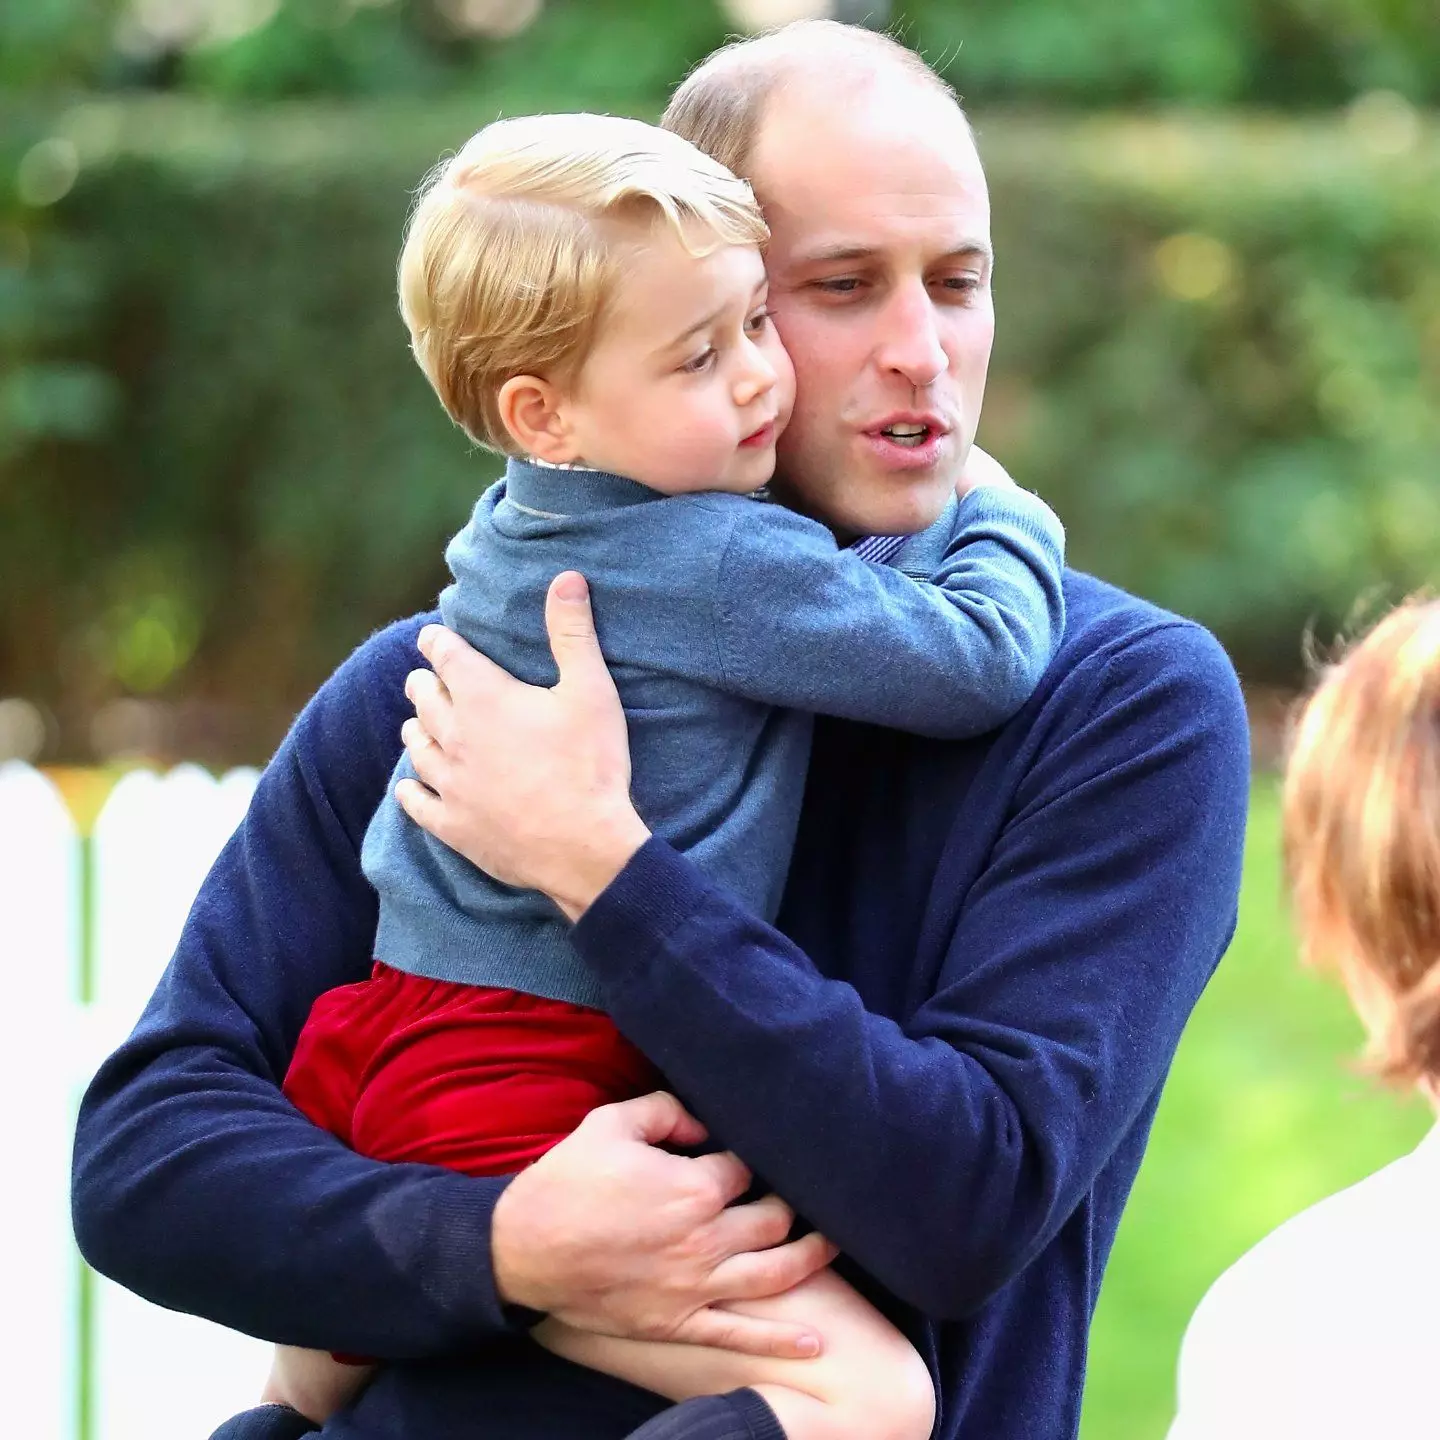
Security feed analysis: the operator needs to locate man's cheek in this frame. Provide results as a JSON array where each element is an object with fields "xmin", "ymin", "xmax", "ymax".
[{"xmin": 767, "ymin": 307, "xmax": 828, "ymax": 371}]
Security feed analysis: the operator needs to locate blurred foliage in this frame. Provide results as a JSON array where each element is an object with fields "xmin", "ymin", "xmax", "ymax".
[
  {"xmin": 3, "ymin": 0, "xmax": 1438, "ymax": 757},
  {"xmin": 1, "ymin": 0, "xmax": 124, "ymax": 747},
  {"xmin": 906, "ymin": 0, "xmax": 1440, "ymax": 107},
  {"xmin": 3, "ymin": 100, "xmax": 1436, "ymax": 760},
  {"xmin": 3, "ymin": 0, "xmax": 1437, "ymax": 107},
  {"xmin": 983, "ymin": 110, "xmax": 1440, "ymax": 677}
]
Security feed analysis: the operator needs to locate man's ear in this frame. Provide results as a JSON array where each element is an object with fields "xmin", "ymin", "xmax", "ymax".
[{"xmin": 497, "ymin": 375, "xmax": 580, "ymax": 463}]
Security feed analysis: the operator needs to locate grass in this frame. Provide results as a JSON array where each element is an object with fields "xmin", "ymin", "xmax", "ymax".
[{"xmin": 1079, "ymin": 776, "xmax": 1431, "ymax": 1439}]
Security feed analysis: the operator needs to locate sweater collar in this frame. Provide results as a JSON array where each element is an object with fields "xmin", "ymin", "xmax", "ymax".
[{"xmin": 502, "ymin": 457, "xmax": 661, "ymax": 517}]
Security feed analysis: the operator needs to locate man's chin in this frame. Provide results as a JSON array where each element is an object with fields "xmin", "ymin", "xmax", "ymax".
[
  {"xmin": 771, "ymin": 456, "xmax": 959, "ymax": 539},
  {"xmin": 853, "ymin": 470, "xmax": 959, "ymax": 537}
]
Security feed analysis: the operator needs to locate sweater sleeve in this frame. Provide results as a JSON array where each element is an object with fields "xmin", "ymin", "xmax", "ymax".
[
  {"xmin": 70, "ymin": 616, "xmax": 526, "ymax": 1357},
  {"xmin": 710, "ymin": 485, "xmax": 1065, "ymax": 738},
  {"xmin": 570, "ymin": 620, "xmax": 1250, "ymax": 1320}
]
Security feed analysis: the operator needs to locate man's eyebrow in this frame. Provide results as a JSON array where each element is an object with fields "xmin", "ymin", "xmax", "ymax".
[{"xmin": 793, "ymin": 240, "xmax": 994, "ymax": 267}]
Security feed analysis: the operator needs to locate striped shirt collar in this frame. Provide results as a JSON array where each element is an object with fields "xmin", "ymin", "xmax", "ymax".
[
  {"xmin": 848, "ymin": 532, "xmax": 909, "ymax": 566},
  {"xmin": 524, "ymin": 457, "xmax": 909, "ymax": 565}
]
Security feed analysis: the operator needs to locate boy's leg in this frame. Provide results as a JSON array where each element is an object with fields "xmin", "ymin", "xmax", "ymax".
[
  {"xmin": 534, "ymin": 1268, "xmax": 934, "ymax": 1440},
  {"xmin": 261, "ymin": 1345, "xmax": 374, "ymax": 1428},
  {"xmin": 207, "ymin": 1402, "xmax": 318, "ymax": 1440}
]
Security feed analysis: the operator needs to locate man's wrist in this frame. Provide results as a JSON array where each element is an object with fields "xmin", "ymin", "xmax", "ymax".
[
  {"xmin": 491, "ymin": 1170, "xmax": 550, "ymax": 1316},
  {"xmin": 549, "ymin": 808, "xmax": 652, "ymax": 923}
]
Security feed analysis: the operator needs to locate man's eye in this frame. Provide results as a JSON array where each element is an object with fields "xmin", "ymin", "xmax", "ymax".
[
  {"xmin": 936, "ymin": 275, "xmax": 983, "ymax": 297},
  {"xmin": 680, "ymin": 347, "xmax": 716, "ymax": 374},
  {"xmin": 814, "ymin": 277, "xmax": 862, "ymax": 294}
]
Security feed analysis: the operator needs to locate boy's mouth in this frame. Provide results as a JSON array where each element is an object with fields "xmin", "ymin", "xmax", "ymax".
[{"xmin": 740, "ymin": 419, "xmax": 777, "ymax": 448}]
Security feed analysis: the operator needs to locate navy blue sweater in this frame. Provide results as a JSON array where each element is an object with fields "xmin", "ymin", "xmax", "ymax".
[{"xmin": 71, "ymin": 570, "xmax": 1250, "ymax": 1440}]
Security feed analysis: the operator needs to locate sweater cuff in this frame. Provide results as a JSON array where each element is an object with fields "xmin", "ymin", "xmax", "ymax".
[
  {"xmin": 953, "ymin": 480, "xmax": 1065, "ymax": 550},
  {"xmin": 572, "ymin": 836, "xmax": 706, "ymax": 987},
  {"xmin": 421, "ymin": 1168, "xmax": 545, "ymax": 1341}
]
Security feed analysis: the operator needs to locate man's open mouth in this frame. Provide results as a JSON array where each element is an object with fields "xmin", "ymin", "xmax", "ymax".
[{"xmin": 878, "ymin": 422, "xmax": 934, "ymax": 448}]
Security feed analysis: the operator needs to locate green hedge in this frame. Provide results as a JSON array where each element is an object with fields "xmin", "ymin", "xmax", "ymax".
[
  {"xmin": 9, "ymin": 0, "xmax": 1437, "ymax": 108},
  {"xmin": 3, "ymin": 99, "xmax": 1437, "ymax": 759}
]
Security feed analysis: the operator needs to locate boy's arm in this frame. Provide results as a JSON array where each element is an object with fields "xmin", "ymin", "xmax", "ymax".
[
  {"xmin": 710, "ymin": 484, "xmax": 1065, "ymax": 738},
  {"xmin": 70, "ymin": 617, "xmax": 520, "ymax": 1358}
]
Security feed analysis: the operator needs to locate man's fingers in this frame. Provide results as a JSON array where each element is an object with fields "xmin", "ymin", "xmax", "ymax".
[
  {"xmin": 401, "ymin": 719, "xmax": 447, "ymax": 791},
  {"xmin": 416, "ymin": 624, "xmax": 508, "ymax": 705},
  {"xmin": 709, "ymin": 1192, "xmax": 796, "ymax": 1255},
  {"xmin": 394, "ymin": 777, "xmax": 443, "ymax": 838},
  {"xmin": 405, "ymin": 666, "xmax": 454, "ymax": 747},
  {"xmin": 687, "ymin": 1150, "xmax": 755, "ymax": 1208},
  {"xmin": 545, "ymin": 572, "xmax": 617, "ymax": 699},
  {"xmin": 708, "ymin": 1229, "xmax": 839, "ymax": 1304},
  {"xmin": 596, "ymin": 1090, "xmax": 709, "ymax": 1150},
  {"xmin": 671, "ymin": 1306, "xmax": 822, "ymax": 1360}
]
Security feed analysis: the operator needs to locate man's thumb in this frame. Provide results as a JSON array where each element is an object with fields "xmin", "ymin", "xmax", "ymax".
[{"xmin": 545, "ymin": 571, "xmax": 608, "ymax": 688}]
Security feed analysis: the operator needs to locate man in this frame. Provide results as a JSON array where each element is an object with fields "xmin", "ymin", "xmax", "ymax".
[{"xmin": 71, "ymin": 21, "xmax": 1249, "ymax": 1440}]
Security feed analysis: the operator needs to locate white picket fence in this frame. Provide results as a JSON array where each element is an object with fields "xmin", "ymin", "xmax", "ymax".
[{"xmin": 1, "ymin": 761, "xmax": 272, "ymax": 1440}]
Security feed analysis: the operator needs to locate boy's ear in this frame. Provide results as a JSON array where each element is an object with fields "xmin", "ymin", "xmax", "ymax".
[{"xmin": 497, "ymin": 375, "xmax": 579, "ymax": 464}]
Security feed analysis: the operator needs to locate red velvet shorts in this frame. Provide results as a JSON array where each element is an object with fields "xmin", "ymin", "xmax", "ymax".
[{"xmin": 283, "ymin": 962, "xmax": 661, "ymax": 1179}]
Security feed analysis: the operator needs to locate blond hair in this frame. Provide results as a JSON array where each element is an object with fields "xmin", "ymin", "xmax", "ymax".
[
  {"xmin": 1283, "ymin": 596, "xmax": 1440, "ymax": 1089},
  {"xmin": 663, "ymin": 19, "xmax": 965, "ymax": 184},
  {"xmin": 398, "ymin": 113, "xmax": 769, "ymax": 453}
]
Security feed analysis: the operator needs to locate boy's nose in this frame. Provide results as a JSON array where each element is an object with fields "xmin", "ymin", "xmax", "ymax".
[{"xmin": 733, "ymin": 344, "xmax": 777, "ymax": 406}]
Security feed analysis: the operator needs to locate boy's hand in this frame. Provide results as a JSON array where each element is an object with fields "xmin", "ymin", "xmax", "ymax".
[
  {"xmin": 397, "ymin": 570, "xmax": 650, "ymax": 920},
  {"xmin": 492, "ymin": 1091, "xmax": 836, "ymax": 1358},
  {"xmin": 957, "ymin": 444, "xmax": 1016, "ymax": 495}
]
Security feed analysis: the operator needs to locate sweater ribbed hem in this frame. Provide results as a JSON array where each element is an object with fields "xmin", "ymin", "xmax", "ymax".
[
  {"xmin": 725, "ymin": 1388, "xmax": 788, "ymax": 1440},
  {"xmin": 207, "ymin": 1404, "xmax": 318, "ymax": 1440},
  {"xmin": 373, "ymin": 896, "xmax": 606, "ymax": 1009},
  {"xmin": 413, "ymin": 1168, "xmax": 544, "ymax": 1340},
  {"xmin": 623, "ymin": 1390, "xmax": 786, "ymax": 1440}
]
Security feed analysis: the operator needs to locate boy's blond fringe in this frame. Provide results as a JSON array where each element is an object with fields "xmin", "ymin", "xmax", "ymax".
[{"xmin": 398, "ymin": 113, "xmax": 768, "ymax": 454}]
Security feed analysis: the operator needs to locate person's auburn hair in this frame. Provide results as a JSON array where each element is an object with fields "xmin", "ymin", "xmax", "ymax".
[
  {"xmin": 1283, "ymin": 596, "xmax": 1440, "ymax": 1089},
  {"xmin": 397, "ymin": 112, "xmax": 768, "ymax": 454}
]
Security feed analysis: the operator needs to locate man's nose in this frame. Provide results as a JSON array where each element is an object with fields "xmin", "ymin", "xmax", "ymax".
[
  {"xmin": 733, "ymin": 343, "xmax": 777, "ymax": 406},
  {"xmin": 876, "ymin": 281, "xmax": 947, "ymax": 389}
]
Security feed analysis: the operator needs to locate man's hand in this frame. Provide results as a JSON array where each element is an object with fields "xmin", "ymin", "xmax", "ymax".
[
  {"xmin": 957, "ymin": 443, "xmax": 1016, "ymax": 497},
  {"xmin": 396, "ymin": 570, "xmax": 651, "ymax": 921},
  {"xmin": 493, "ymin": 1092, "xmax": 837, "ymax": 1359}
]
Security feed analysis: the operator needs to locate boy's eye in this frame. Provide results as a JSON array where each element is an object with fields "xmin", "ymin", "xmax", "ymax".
[
  {"xmin": 680, "ymin": 347, "xmax": 716, "ymax": 374},
  {"xmin": 745, "ymin": 307, "xmax": 772, "ymax": 335}
]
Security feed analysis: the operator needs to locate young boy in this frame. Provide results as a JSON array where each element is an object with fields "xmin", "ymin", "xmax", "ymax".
[{"xmin": 245, "ymin": 112, "xmax": 1065, "ymax": 1440}]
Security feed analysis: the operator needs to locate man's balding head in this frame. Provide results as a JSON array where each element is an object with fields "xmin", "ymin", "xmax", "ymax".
[
  {"xmin": 661, "ymin": 20, "xmax": 968, "ymax": 187},
  {"xmin": 664, "ymin": 19, "xmax": 992, "ymax": 541}
]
